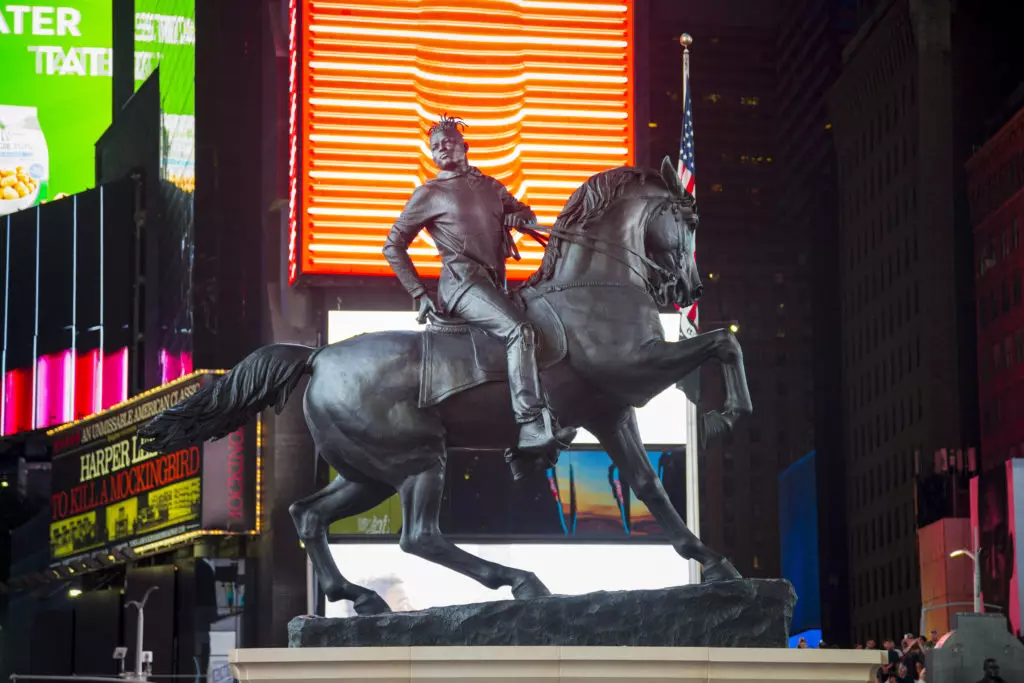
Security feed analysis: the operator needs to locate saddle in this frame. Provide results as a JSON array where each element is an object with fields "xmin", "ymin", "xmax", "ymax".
[{"xmin": 418, "ymin": 296, "xmax": 568, "ymax": 407}]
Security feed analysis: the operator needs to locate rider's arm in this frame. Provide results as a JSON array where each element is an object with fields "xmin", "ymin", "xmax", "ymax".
[
  {"xmin": 383, "ymin": 186, "xmax": 436, "ymax": 299},
  {"xmin": 496, "ymin": 181, "xmax": 537, "ymax": 225}
]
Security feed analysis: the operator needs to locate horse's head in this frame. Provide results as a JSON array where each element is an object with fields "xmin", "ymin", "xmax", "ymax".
[
  {"xmin": 525, "ymin": 159, "xmax": 701, "ymax": 308},
  {"xmin": 646, "ymin": 156, "xmax": 701, "ymax": 309}
]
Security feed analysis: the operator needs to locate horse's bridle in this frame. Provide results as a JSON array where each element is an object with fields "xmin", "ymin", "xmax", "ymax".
[{"xmin": 513, "ymin": 194, "xmax": 694, "ymax": 305}]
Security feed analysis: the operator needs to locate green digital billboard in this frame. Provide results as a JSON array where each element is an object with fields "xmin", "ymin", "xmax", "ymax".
[
  {"xmin": 134, "ymin": 0, "xmax": 195, "ymax": 193},
  {"xmin": 0, "ymin": 2, "xmax": 113, "ymax": 215}
]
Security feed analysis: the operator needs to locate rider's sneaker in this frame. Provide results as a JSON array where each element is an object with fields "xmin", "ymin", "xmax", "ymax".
[
  {"xmin": 517, "ymin": 409, "xmax": 576, "ymax": 453},
  {"xmin": 505, "ymin": 447, "xmax": 560, "ymax": 482}
]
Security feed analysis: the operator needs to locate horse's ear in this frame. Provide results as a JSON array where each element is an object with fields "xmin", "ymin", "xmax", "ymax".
[{"xmin": 660, "ymin": 156, "xmax": 685, "ymax": 197}]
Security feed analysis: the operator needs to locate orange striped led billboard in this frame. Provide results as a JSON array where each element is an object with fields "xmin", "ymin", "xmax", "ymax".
[{"xmin": 287, "ymin": 0, "xmax": 635, "ymax": 284}]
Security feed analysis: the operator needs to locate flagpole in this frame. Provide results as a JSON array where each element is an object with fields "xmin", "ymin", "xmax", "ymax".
[{"xmin": 677, "ymin": 32, "xmax": 703, "ymax": 587}]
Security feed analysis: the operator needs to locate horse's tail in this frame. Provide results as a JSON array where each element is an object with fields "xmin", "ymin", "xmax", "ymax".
[{"xmin": 138, "ymin": 343, "xmax": 320, "ymax": 452}]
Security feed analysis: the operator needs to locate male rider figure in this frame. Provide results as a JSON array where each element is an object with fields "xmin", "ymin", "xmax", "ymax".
[{"xmin": 382, "ymin": 115, "xmax": 576, "ymax": 470}]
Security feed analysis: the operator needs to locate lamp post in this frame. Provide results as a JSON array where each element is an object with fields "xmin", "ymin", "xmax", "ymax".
[
  {"xmin": 126, "ymin": 585, "xmax": 159, "ymax": 680},
  {"xmin": 950, "ymin": 547, "xmax": 982, "ymax": 613}
]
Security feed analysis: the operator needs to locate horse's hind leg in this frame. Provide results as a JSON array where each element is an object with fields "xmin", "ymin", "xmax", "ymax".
[
  {"xmin": 397, "ymin": 454, "xmax": 551, "ymax": 600},
  {"xmin": 289, "ymin": 473, "xmax": 395, "ymax": 615},
  {"xmin": 590, "ymin": 410, "xmax": 741, "ymax": 582}
]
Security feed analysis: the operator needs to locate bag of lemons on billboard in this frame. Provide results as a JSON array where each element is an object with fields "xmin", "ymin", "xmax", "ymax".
[{"xmin": 0, "ymin": 105, "xmax": 49, "ymax": 216}]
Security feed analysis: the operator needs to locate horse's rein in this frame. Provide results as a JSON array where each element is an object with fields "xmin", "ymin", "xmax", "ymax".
[
  {"xmin": 518, "ymin": 223, "xmax": 671, "ymax": 290},
  {"xmin": 510, "ymin": 201, "xmax": 684, "ymax": 299}
]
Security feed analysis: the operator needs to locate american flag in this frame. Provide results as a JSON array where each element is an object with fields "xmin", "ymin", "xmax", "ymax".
[
  {"xmin": 677, "ymin": 76, "xmax": 696, "ymax": 196},
  {"xmin": 677, "ymin": 57, "xmax": 698, "ymax": 324}
]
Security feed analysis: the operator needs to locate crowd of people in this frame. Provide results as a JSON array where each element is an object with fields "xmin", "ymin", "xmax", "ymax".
[
  {"xmin": 860, "ymin": 635, "xmax": 929, "ymax": 682},
  {"xmin": 797, "ymin": 631, "xmax": 941, "ymax": 681}
]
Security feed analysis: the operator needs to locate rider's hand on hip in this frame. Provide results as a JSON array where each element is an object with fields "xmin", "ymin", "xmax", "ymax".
[{"xmin": 416, "ymin": 294, "xmax": 437, "ymax": 324}]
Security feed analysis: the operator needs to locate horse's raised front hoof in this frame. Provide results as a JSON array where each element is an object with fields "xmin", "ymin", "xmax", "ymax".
[
  {"xmin": 511, "ymin": 573, "xmax": 552, "ymax": 600},
  {"xmin": 353, "ymin": 591, "xmax": 393, "ymax": 616},
  {"xmin": 701, "ymin": 410, "xmax": 737, "ymax": 447},
  {"xmin": 702, "ymin": 557, "xmax": 742, "ymax": 582}
]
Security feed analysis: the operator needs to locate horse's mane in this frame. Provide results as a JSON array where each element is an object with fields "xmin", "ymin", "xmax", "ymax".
[{"xmin": 520, "ymin": 165, "xmax": 668, "ymax": 289}]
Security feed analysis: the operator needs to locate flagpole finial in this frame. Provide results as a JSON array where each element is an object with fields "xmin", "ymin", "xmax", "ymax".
[{"xmin": 679, "ymin": 33, "xmax": 693, "ymax": 49}]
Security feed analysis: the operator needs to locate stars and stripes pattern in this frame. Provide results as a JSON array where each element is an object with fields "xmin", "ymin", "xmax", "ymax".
[
  {"xmin": 677, "ymin": 55, "xmax": 698, "ymax": 324},
  {"xmin": 677, "ymin": 76, "xmax": 696, "ymax": 197}
]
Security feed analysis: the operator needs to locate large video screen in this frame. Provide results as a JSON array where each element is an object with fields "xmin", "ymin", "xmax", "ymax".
[
  {"xmin": 323, "ymin": 309, "xmax": 689, "ymax": 541},
  {"xmin": 324, "ymin": 543, "xmax": 690, "ymax": 617},
  {"xmin": 287, "ymin": 0, "xmax": 635, "ymax": 283},
  {"xmin": 0, "ymin": 2, "xmax": 113, "ymax": 214}
]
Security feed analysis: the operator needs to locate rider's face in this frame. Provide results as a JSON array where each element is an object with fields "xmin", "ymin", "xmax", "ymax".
[{"xmin": 430, "ymin": 131, "xmax": 468, "ymax": 171}]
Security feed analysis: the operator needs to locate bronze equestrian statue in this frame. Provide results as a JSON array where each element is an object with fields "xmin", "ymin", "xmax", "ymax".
[
  {"xmin": 139, "ymin": 117, "xmax": 753, "ymax": 616},
  {"xmin": 383, "ymin": 115, "xmax": 576, "ymax": 477}
]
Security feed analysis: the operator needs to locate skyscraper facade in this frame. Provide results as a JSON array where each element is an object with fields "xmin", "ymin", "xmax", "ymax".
[
  {"xmin": 830, "ymin": 0, "xmax": 960, "ymax": 643},
  {"xmin": 646, "ymin": 0, "xmax": 813, "ymax": 581},
  {"xmin": 775, "ymin": 0, "xmax": 856, "ymax": 644}
]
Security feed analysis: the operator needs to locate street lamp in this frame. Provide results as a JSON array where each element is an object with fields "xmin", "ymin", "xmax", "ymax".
[{"xmin": 950, "ymin": 547, "xmax": 981, "ymax": 613}]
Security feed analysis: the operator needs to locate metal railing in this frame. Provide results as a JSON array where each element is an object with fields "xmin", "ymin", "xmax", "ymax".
[{"xmin": 919, "ymin": 600, "xmax": 1003, "ymax": 634}]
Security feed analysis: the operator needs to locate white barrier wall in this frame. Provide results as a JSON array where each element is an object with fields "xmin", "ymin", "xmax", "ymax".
[{"xmin": 325, "ymin": 542, "xmax": 690, "ymax": 617}]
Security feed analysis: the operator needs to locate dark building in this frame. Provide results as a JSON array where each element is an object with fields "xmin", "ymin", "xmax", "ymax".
[
  {"xmin": 830, "ymin": 0, "xmax": 958, "ymax": 646},
  {"xmin": 829, "ymin": 0, "xmax": 1024, "ymax": 644},
  {"xmin": 775, "ymin": 0, "xmax": 856, "ymax": 645},
  {"xmin": 646, "ymin": 0, "xmax": 816, "ymax": 581}
]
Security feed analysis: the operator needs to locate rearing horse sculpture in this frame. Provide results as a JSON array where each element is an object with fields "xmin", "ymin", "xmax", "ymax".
[{"xmin": 139, "ymin": 157, "xmax": 753, "ymax": 615}]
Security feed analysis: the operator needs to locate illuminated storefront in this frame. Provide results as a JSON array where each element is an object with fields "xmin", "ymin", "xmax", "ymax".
[
  {"xmin": 45, "ymin": 371, "xmax": 260, "ymax": 567},
  {"xmin": 287, "ymin": 0, "xmax": 635, "ymax": 283}
]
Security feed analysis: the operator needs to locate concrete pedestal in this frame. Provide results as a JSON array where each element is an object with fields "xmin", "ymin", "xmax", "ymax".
[{"xmin": 230, "ymin": 646, "xmax": 885, "ymax": 682}]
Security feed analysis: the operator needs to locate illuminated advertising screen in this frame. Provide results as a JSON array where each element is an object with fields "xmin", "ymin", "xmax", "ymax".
[
  {"xmin": 323, "ymin": 310, "xmax": 689, "ymax": 539},
  {"xmin": 133, "ymin": 0, "xmax": 195, "ymax": 192},
  {"xmin": 778, "ymin": 452, "xmax": 821, "ymax": 639},
  {"xmin": 325, "ymin": 543, "xmax": 690, "ymax": 617},
  {"xmin": 972, "ymin": 459, "xmax": 1024, "ymax": 635},
  {"xmin": 0, "ymin": 2, "xmax": 113, "ymax": 214},
  {"xmin": 47, "ymin": 372, "xmax": 258, "ymax": 566},
  {"xmin": 287, "ymin": 0, "xmax": 635, "ymax": 283}
]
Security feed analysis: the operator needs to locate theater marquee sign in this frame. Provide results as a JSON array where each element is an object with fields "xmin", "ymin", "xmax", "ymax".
[{"xmin": 47, "ymin": 372, "xmax": 258, "ymax": 566}]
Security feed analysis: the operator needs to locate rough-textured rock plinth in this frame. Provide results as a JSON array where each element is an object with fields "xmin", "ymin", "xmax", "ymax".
[{"xmin": 288, "ymin": 579, "xmax": 796, "ymax": 648}]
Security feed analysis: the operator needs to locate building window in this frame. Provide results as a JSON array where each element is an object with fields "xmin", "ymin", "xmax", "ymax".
[
  {"xmin": 1003, "ymin": 229, "xmax": 1010, "ymax": 259},
  {"xmin": 1003, "ymin": 280, "xmax": 1011, "ymax": 314},
  {"xmin": 1015, "ymin": 271, "xmax": 1022, "ymax": 306},
  {"xmin": 711, "ymin": 183, "xmax": 724, "ymax": 192},
  {"xmin": 1013, "ymin": 217, "xmax": 1020, "ymax": 250},
  {"xmin": 1006, "ymin": 335, "xmax": 1014, "ymax": 368},
  {"xmin": 740, "ymin": 96, "xmax": 760, "ymax": 106},
  {"xmin": 703, "ymin": 93, "xmax": 722, "ymax": 103},
  {"xmin": 1016, "ymin": 330, "xmax": 1024, "ymax": 363}
]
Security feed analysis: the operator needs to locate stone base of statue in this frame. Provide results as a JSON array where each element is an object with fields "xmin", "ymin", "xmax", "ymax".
[
  {"xmin": 288, "ymin": 580, "xmax": 795, "ymax": 649},
  {"xmin": 229, "ymin": 579, "xmax": 883, "ymax": 681},
  {"xmin": 230, "ymin": 645, "xmax": 884, "ymax": 682}
]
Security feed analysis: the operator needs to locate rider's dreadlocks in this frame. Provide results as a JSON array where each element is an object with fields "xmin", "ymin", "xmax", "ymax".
[{"xmin": 428, "ymin": 114, "xmax": 467, "ymax": 138}]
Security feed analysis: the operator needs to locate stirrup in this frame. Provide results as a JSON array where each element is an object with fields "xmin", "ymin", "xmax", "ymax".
[{"xmin": 505, "ymin": 448, "xmax": 557, "ymax": 482}]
